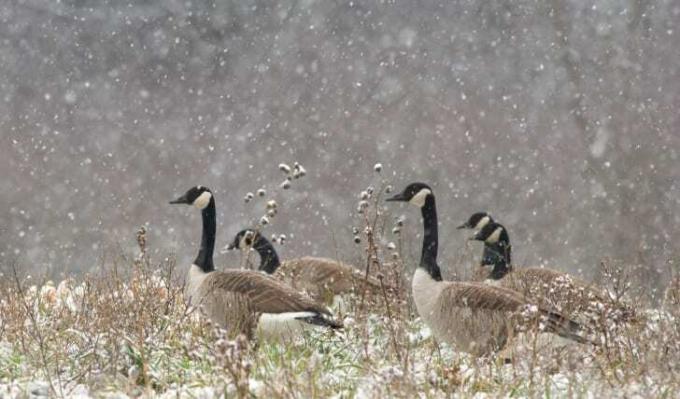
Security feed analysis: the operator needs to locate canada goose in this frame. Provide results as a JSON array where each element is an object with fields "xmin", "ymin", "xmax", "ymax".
[
  {"xmin": 457, "ymin": 211, "xmax": 499, "ymax": 267},
  {"xmin": 226, "ymin": 229, "xmax": 387, "ymax": 304},
  {"xmin": 170, "ymin": 186, "xmax": 342, "ymax": 339},
  {"xmin": 471, "ymin": 221, "xmax": 636, "ymax": 324},
  {"xmin": 385, "ymin": 182, "xmax": 589, "ymax": 355},
  {"xmin": 457, "ymin": 211, "xmax": 494, "ymax": 231}
]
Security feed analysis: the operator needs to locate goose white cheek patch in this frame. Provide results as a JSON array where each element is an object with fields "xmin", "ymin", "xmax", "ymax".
[
  {"xmin": 474, "ymin": 216, "xmax": 491, "ymax": 230},
  {"xmin": 487, "ymin": 227, "xmax": 503, "ymax": 244},
  {"xmin": 409, "ymin": 189, "xmax": 432, "ymax": 208},
  {"xmin": 240, "ymin": 231, "xmax": 255, "ymax": 249},
  {"xmin": 193, "ymin": 191, "xmax": 212, "ymax": 209}
]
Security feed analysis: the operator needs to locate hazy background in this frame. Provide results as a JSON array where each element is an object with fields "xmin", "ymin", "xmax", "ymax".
[{"xmin": 2, "ymin": 1, "xmax": 679, "ymax": 294}]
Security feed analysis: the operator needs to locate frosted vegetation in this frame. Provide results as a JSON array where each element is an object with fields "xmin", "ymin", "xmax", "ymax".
[
  {"xmin": 1, "ymin": 0, "xmax": 679, "ymax": 397},
  {"xmin": 1, "ymin": 172, "xmax": 679, "ymax": 397}
]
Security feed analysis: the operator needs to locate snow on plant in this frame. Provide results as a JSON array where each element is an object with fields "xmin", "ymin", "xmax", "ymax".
[
  {"xmin": 0, "ymin": 188, "xmax": 678, "ymax": 398},
  {"xmin": 0, "ymin": 254, "xmax": 677, "ymax": 397}
]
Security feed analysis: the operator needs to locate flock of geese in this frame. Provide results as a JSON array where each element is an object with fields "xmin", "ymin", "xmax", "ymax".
[{"xmin": 170, "ymin": 182, "xmax": 636, "ymax": 356}]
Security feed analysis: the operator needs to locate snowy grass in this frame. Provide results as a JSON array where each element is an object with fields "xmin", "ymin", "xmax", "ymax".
[
  {"xmin": 1, "ymin": 212, "xmax": 678, "ymax": 398},
  {"xmin": 1, "ymin": 247, "xmax": 678, "ymax": 398}
]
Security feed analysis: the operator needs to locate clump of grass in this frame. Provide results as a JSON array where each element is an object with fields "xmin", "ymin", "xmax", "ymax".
[
  {"xmin": 0, "ymin": 171, "xmax": 678, "ymax": 397},
  {"xmin": 0, "ymin": 238, "xmax": 678, "ymax": 397}
]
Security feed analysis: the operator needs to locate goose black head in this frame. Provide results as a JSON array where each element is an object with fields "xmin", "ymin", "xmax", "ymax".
[
  {"xmin": 169, "ymin": 186, "xmax": 213, "ymax": 209},
  {"xmin": 226, "ymin": 229, "xmax": 258, "ymax": 251},
  {"xmin": 386, "ymin": 182, "xmax": 433, "ymax": 208},
  {"xmin": 471, "ymin": 222, "xmax": 509, "ymax": 245},
  {"xmin": 457, "ymin": 212, "xmax": 494, "ymax": 230}
]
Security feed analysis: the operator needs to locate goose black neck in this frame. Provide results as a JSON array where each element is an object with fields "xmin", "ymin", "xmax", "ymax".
[
  {"xmin": 419, "ymin": 195, "xmax": 442, "ymax": 281},
  {"xmin": 252, "ymin": 235, "xmax": 281, "ymax": 274},
  {"xmin": 195, "ymin": 198, "xmax": 216, "ymax": 272},
  {"xmin": 482, "ymin": 242, "xmax": 512, "ymax": 280}
]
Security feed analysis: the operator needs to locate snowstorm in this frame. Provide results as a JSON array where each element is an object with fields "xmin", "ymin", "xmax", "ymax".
[{"xmin": 1, "ymin": 1, "xmax": 679, "ymax": 397}]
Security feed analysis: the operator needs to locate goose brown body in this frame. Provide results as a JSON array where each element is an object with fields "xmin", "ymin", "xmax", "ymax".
[
  {"xmin": 387, "ymin": 183, "xmax": 589, "ymax": 356},
  {"xmin": 228, "ymin": 230, "xmax": 387, "ymax": 304},
  {"xmin": 186, "ymin": 266, "xmax": 340, "ymax": 337},
  {"xmin": 276, "ymin": 257, "xmax": 384, "ymax": 303},
  {"xmin": 474, "ymin": 265, "xmax": 614, "ymax": 321},
  {"xmin": 471, "ymin": 222, "xmax": 637, "ymax": 324},
  {"xmin": 413, "ymin": 268, "xmax": 588, "ymax": 355}
]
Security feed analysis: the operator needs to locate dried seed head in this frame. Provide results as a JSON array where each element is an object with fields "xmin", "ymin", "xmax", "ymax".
[
  {"xmin": 244, "ymin": 192, "xmax": 254, "ymax": 203},
  {"xmin": 358, "ymin": 200, "xmax": 369, "ymax": 209},
  {"xmin": 352, "ymin": 227, "xmax": 359, "ymax": 235},
  {"xmin": 278, "ymin": 163, "xmax": 291, "ymax": 173},
  {"xmin": 266, "ymin": 200, "xmax": 277, "ymax": 209},
  {"xmin": 267, "ymin": 208, "xmax": 277, "ymax": 217},
  {"xmin": 278, "ymin": 234, "xmax": 286, "ymax": 244},
  {"xmin": 259, "ymin": 216, "xmax": 269, "ymax": 225},
  {"xmin": 387, "ymin": 242, "xmax": 396, "ymax": 250},
  {"xmin": 360, "ymin": 191, "xmax": 369, "ymax": 200},
  {"xmin": 366, "ymin": 186, "xmax": 374, "ymax": 195},
  {"xmin": 353, "ymin": 236, "xmax": 361, "ymax": 244},
  {"xmin": 374, "ymin": 163, "xmax": 383, "ymax": 172},
  {"xmin": 257, "ymin": 189, "xmax": 266, "ymax": 197},
  {"xmin": 385, "ymin": 185, "xmax": 393, "ymax": 194},
  {"xmin": 280, "ymin": 180, "xmax": 291, "ymax": 190},
  {"xmin": 392, "ymin": 226, "xmax": 401, "ymax": 235},
  {"xmin": 293, "ymin": 163, "xmax": 307, "ymax": 179}
]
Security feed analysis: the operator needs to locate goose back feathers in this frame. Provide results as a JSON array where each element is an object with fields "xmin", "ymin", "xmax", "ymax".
[
  {"xmin": 228, "ymin": 229, "xmax": 386, "ymax": 304},
  {"xmin": 472, "ymin": 222, "xmax": 636, "ymax": 324}
]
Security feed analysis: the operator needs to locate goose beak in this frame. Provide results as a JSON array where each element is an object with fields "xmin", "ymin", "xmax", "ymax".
[
  {"xmin": 220, "ymin": 243, "xmax": 236, "ymax": 254},
  {"xmin": 469, "ymin": 232, "xmax": 482, "ymax": 241},
  {"xmin": 226, "ymin": 242, "xmax": 236, "ymax": 250},
  {"xmin": 457, "ymin": 222, "xmax": 470, "ymax": 230},
  {"xmin": 385, "ymin": 192, "xmax": 407, "ymax": 202},
  {"xmin": 169, "ymin": 194, "xmax": 189, "ymax": 205}
]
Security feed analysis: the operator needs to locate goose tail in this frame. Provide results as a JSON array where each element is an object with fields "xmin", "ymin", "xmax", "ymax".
[
  {"xmin": 544, "ymin": 310, "xmax": 594, "ymax": 345},
  {"xmin": 297, "ymin": 312, "xmax": 344, "ymax": 329}
]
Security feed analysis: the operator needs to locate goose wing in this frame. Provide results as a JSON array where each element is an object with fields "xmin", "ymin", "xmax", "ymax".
[
  {"xmin": 280, "ymin": 257, "xmax": 352, "ymax": 288},
  {"xmin": 440, "ymin": 282, "xmax": 589, "ymax": 344},
  {"xmin": 282, "ymin": 257, "xmax": 386, "ymax": 288},
  {"xmin": 440, "ymin": 281, "xmax": 527, "ymax": 312},
  {"xmin": 203, "ymin": 269, "xmax": 331, "ymax": 315}
]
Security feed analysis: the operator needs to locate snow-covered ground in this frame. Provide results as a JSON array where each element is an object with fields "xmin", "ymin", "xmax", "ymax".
[{"xmin": 1, "ymin": 266, "xmax": 677, "ymax": 398}]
